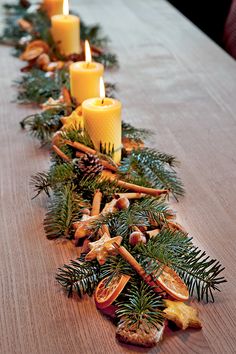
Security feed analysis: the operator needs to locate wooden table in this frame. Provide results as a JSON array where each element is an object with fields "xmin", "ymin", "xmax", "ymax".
[{"xmin": 1, "ymin": 0, "xmax": 236, "ymax": 353}]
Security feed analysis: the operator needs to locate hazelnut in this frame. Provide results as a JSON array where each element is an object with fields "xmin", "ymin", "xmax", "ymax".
[
  {"xmin": 129, "ymin": 231, "xmax": 146, "ymax": 246},
  {"xmin": 81, "ymin": 208, "xmax": 91, "ymax": 216},
  {"xmin": 115, "ymin": 197, "xmax": 130, "ymax": 210}
]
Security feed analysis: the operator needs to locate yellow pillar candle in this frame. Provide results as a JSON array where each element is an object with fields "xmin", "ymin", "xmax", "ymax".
[
  {"xmin": 42, "ymin": 0, "xmax": 63, "ymax": 17},
  {"xmin": 70, "ymin": 41, "xmax": 104, "ymax": 104},
  {"xmin": 51, "ymin": 0, "xmax": 80, "ymax": 56},
  {"xmin": 82, "ymin": 78, "xmax": 122, "ymax": 163}
]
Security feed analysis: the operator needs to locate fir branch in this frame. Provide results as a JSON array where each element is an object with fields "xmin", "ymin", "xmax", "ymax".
[
  {"xmin": 105, "ymin": 82, "xmax": 117, "ymax": 98},
  {"xmin": 122, "ymin": 122, "xmax": 152, "ymax": 142},
  {"xmin": 20, "ymin": 107, "xmax": 65, "ymax": 143},
  {"xmin": 56, "ymin": 256, "xmax": 100, "ymax": 297},
  {"xmin": 75, "ymin": 175, "xmax": 125, "ymax": 205},
  {"xmin": 100, "ymin": 255, "xmax": 134, "ymax": 279},
  {"xmin": 116, "ymin": 281, "xmax": 164, "ymax": 329},
  {"xmin": 93, "ymin": 198, "xmax": 173, "ymax": 241},
  {"xmin": 44, "ymin": 184, "xmax": 81, "ymax": 239},
  {"xmin": 31, "ymin": 163, "xmax": 75, "ymax": 198},
  {"xmin": 50, "ymin": 144, "xmax": 75, "ymax": 166},
  {"xmin": 16, "ymin": 68, "xmax": 69, "ymax": 104},
  {"xmin": 172, "ymin": 248, "xmax": 227, "ymax": 303},
  {"xmin": 135, "ymin": 229, "xmax": 226, "ymax": 302},
  {"xmin": 118, "ymin": 148, "xmax": 184, "ymax": 198},
  {"xmin": 61, "ymin": 129, "xmax": 94, "ymax": 149},
  {"xmin": 80, "ymin": 19, "xmax": 109, "ymax": 47},
  {"xmin": 96, "ymin": 53, "xmax": 118, "ymax": 69}
]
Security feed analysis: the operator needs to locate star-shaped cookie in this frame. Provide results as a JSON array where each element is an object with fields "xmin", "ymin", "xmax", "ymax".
[
  {"xmin": 61, "ymin": 107, "xmax": 84, "ymax": 131},
  {"xmin": 85, "ymin": 233, "xmax": 122, "ymax": 265},
  {"xmin": 164, "ymin": 300, "xmax": 202, "ymax": 330}
]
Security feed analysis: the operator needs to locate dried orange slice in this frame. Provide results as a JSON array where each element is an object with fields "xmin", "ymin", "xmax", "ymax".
[
  {"xmin": 20, "ymin": 47, "xmax": 44, "ymax": 61},
  {"xmin": 154, "ymin": 265, "xmax": 189, "ymax": 301},
  {"xmin": 95, "ymin": 274, "xmax": 130, "ymax": 309},
  {"xmin": 27, "ymin": 40, "xmax": 49, "ymax": 53}
]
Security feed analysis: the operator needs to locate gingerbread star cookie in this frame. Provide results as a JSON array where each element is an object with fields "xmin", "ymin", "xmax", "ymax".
[
  {"xmin": 164, "ymin": 300, "xmax": 202, "ymax": 330},
  {"xmin": 61, "ymin": 107, "xmax": 84, "ymax": 131},
  {"xmin": 85, "ymin": 233, "xmax": 122, "ymax": 265}
]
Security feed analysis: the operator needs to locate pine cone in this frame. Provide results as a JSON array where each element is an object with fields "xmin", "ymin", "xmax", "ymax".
[{"xmin": 75, "ymin": 154, "xmax": 103, "ymax": 177}]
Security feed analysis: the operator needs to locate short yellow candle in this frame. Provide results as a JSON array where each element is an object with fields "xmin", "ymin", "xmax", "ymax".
[
  {"xmin": 43, "ymin": 0, "xmax": 63, "ymax": 17},
  {"xmin": 82, "ymin": 78, "xmax": 122, "ymax": 163},
  {"xmin": 70, "ymin": 41, "xmax": 104, "ymax": 104},
  {"xmin": 51, "ymin": 0, "xmax": 80, "ymax": 56}
]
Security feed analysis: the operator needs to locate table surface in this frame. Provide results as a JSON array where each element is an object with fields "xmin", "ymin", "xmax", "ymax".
[{"xmin": 1, "ymin": 0, "xmax": 236, "ymax": 353}]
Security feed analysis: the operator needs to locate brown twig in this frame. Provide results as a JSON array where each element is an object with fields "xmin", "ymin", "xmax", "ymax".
[
  {"xmin": 113, "ymin": 242, "xmax": 159, "ymax": 292},
  {"xmin": 61, "ymin": 86, "xmax": 72, "ymax": 106},
  {"xmin": 52, "ymin": 145, "xmax": 71, "ymax": 162},
  {"xmin": 115, "ymin": 192, "xmax": 146, "ymax": 199},
  {"xmin": 91, "ymin": 189, "xmax": 102, "ymax": 216},
  {"xmin": 101, "ymin": 224, "xmax": 111, "ymax": 236},
  {"xmin": 66, "ymin": 140, "xmax": 118, "ymax": 172},
  {"xmin": 101, "ymin": 171, "xmax": 168, "ymax": 197}
]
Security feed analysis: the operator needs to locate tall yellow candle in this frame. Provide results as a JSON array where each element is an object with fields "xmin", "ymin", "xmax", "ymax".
[
  {"xmin": 70, "ymin": 41, "xmax": 104, "ymax": 104},
  {"xmin": 43, "ymin": 0, "xmax": 63, "ymax": 17},
  {"xmin": 82, "ymin": 78, "xmax": 122, "ymax": 163},
  {"xmin": 51, "ymin": 0, "xmax": 80, "ymax": 56}
]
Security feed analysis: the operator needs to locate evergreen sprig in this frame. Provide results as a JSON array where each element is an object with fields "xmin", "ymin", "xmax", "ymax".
[
  {"xmin": 20, "ymin": 107, "xmax": 65, "ymax": 143},
  {"xmin": 1, "ymin": 2, "xmax": 118, "ymax": 68},
  {"xmin": 16, "ymin": 68, "xmax": 69, "ymax": 104},
  {"xmin": 44, "ymin": 183, "xmax": 81, "ymax": 239},
  {"xmin": 135, "ymin": 229, "xmax": 226, "ymax": 302},
  {"xmin": 116, "ymin": 282, "xmax": 164, "ymax": 329},
  {"xmin": 118, "ymin": 148, "xmax": 184, "ymax": 198},
  {"xmin": 93, "ymin": 198, "xmax": 174, "ymax": 241},
  {"xmin": 56, "ymin": 256, "xmax": 100, "ymax": 297},
  {"xmin": 31, "ymin": 163, "xmax": 75, "ymax": 198},
  {"xmin": 122, "ymin": 122, "xmax": 152, "ymax": 142}
]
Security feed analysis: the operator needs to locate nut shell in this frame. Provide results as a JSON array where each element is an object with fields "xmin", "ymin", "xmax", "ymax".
[
  {"xmin": 129, "ymin": 231, "xmax": 146, "ymax": 246},
  {"xmin": 115, "ymin": 197, "xmax": 130, "ymax": 210}
]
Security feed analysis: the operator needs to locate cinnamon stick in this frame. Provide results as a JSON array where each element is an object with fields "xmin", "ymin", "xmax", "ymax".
[
  {"xmin": 102, "ymin": 171, "xmax": 168, "ymax": 197},
  {"xmin": 115, "ymin": 192, "xmax": 146, "ymax": 199},
  {"xmin": 91, "ymin": 189, "xmax": 102, "ymax": 216},
  {"xmin": 101, "ymin": 224, "xmax": 110, "ymax": 236},
  {"xmin": 68, "ymin": 141, "xmax": 118, "ymax": 172},
  {"xmin": 66, "ymin": 140, "xmax": 97, "ymax": 155},
  {"xmin": 52, "ymin": 145, "xmax": 71, "ymax": 162},
  {"xmin": 113, "ymin": 242, "xmax": 159, "ymax": 292}
]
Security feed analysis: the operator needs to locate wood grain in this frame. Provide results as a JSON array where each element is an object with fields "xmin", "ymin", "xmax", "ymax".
[{"xmin": 0, "ymin": 0, "xmax": 236, "ymax": 353}]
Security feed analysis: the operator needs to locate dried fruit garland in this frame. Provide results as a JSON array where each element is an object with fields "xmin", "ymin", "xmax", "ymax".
[{"xmin": 1, "ymin": 0, "xmax": 227, "ymax": 349}]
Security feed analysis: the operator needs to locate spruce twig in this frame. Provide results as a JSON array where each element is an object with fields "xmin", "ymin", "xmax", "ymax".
[
  {"xmin": 56, "ymin": 256, "xmax": 100, "ymax": 297},
  {"xmin": 44, "ymin": 184, "xmax": 81, "ymax": 239},
  {"xmin": 116, "ymin": 281, "xmax": 164, "ymax": 329}
]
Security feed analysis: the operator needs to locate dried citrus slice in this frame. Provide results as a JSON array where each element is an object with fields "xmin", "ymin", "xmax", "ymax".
[
  {"xmin": 154, "ymin": 265, "xmax": 189, "ymax": 301},
  {"xmin": 95, "ymin": 274, "xmax": 130, "ymax": 309},
  {"xmin": 27, "ymin": 40, "xmax": 49, "ymax": 53},
  {"xmin": 20, "ymin": 47, "xmax": 44, "ymax": 61}
]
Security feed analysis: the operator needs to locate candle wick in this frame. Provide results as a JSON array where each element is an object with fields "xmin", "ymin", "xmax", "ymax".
[
  {"xmin": 86, "ymin": 62, "xmax": 90, "ymax": 68},
  {"xmin": 101, "ymin": 98, "xmax": 104, "ymax": 104}
]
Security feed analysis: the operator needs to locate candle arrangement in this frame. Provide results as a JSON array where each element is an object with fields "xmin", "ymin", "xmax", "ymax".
[
  {"xmin": 51, "ymin": 0, "xmax": 80, "ymax": 56},
  {"xmin": 1, "ymin": 0, "xmax": 227, "ymax": 350},
  {"xmin": 70, "ymin": 40, "xmax": 104, "ymax": 104},
  {"xmin": 82, "ymin": 77, "xmax": 122, "ymax": 163}
]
